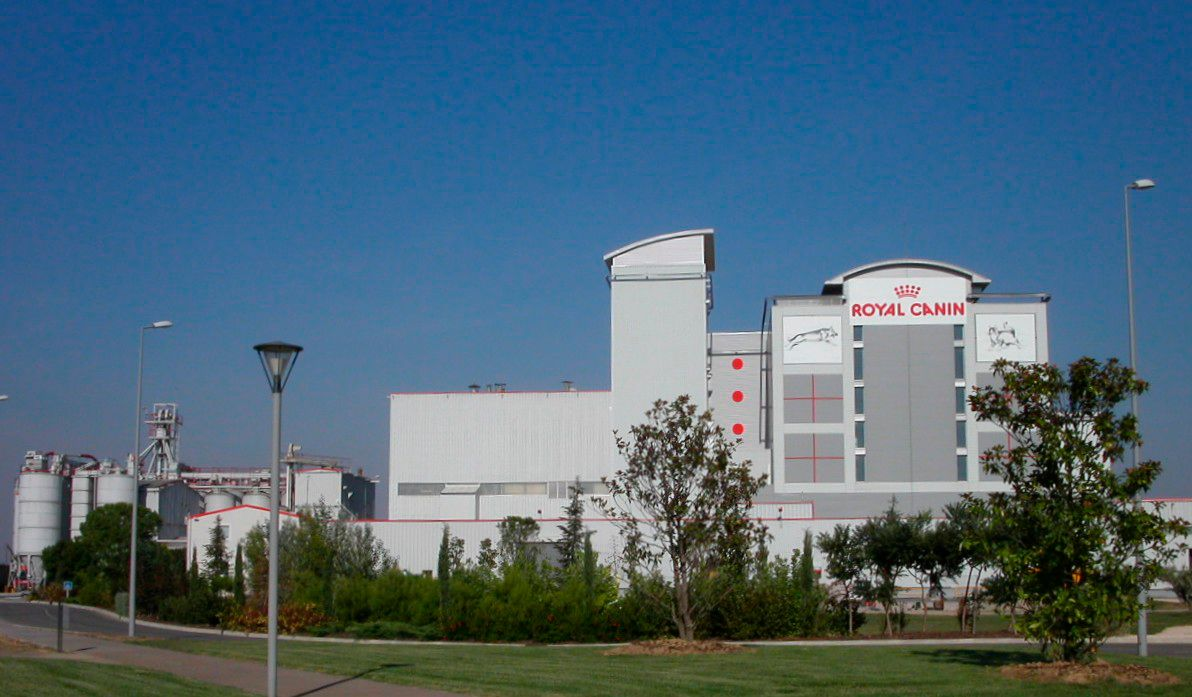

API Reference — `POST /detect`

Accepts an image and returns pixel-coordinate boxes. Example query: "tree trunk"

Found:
[970,569,983,635]
[921,583,928,632]
[846,588,854,636]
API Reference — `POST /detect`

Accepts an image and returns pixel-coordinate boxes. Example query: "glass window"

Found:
[856,454,866,481]
[854,421,865,448]
[956,421,967,448]
[955,386,966,414]
[854,387,864,415]
[853,325,863,342]
[953,324,964,341]
[957,455,968,480]
[853,348,864,380]
[954,346,964,380]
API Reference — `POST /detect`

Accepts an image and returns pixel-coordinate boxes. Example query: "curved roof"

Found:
[823,258,990,292]
[603,229,715,271]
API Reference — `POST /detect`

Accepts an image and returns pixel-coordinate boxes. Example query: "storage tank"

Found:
[242,491,270,508]
[204,491,238,511]
[96,473,137,508]
[69,475,94,538]
[15,471,65,557]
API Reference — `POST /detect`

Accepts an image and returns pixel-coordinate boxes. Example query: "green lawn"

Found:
[145,638,1192,697]
[0,657,252,697]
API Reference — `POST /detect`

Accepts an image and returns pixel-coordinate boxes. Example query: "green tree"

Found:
[476,538,498,574]
[858,502,929,636]
[204,516,230,581]
[557,479,586,568]
[818,524,866,635]
[966,357,1189,662]
[437,525,452,631]
[497,516,540,568]
[596,395,768,641]
[233,544,246,606]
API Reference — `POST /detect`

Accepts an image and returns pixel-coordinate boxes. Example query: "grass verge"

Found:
[0,657,252,696]
[144,638,1192,696]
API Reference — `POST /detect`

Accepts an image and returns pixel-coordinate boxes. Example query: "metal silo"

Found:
[204,491,238,511]
[242,491,270,508]
[15,470,66,586]
[69,474,95,538]
[96,472,137,508]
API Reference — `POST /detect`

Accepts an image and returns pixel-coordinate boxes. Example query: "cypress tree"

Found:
[557,479,585,568]
[233,544,246,606]
[437,525,451,633]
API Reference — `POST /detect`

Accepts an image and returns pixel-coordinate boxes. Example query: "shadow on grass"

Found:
[292,662,411,697]
[908,647,1039,668]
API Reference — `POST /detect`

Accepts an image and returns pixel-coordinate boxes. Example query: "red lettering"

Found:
[851,304,862,317]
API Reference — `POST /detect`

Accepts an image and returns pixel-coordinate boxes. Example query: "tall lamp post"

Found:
[129,320,172,638]
[1124,178,1155,657]
[253,342,302,697]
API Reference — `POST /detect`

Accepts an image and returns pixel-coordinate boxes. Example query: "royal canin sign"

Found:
[847,277,968,326]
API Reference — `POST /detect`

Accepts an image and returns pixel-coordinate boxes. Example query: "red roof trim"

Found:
[389,390,611,396]
[187,504,301,521]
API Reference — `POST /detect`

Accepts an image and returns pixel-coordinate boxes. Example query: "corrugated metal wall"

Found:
[389,391,613,514]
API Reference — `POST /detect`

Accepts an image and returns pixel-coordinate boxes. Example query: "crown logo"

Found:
[894,284,921,299]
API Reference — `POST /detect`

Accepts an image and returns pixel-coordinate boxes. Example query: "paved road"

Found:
[0,597,462,696]
[0,595,205,639]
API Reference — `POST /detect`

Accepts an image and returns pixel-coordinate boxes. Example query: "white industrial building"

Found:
[7,403,376,589]
[15,229,1190,586]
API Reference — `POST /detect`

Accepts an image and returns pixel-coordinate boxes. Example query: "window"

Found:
[956,421,967,448]
[856,454,866,481]
[854,387,864,415]
[955,386,966,414]
[853,325,863,342]
[398,483,445,495]
[854,421,865,448]
[854,348,864,380]
[953,324,964,341]
[954,346,964,380]
[957,455,968,480]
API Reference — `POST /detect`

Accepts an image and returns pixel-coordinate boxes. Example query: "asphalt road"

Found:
[0,596,207,639]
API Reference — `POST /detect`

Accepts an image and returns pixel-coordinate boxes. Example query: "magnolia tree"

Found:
[597,395,768,641]
[966,357,1188,662]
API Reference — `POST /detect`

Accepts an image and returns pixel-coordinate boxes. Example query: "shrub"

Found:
[823,597,866,636]
[347,620,439,641]
[368,570,438,626]
[218,602,329,634]
[280,602,330,634]
[608,573,674,641]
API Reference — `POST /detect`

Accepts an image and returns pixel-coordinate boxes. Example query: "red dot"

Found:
[732,423,745,435]
[732,390,744,403]
[732,358,744,370]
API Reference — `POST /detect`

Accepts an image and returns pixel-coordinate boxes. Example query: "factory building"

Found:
[20,229,1188,586]
[380,229,1064,573]
[7,403,376,589]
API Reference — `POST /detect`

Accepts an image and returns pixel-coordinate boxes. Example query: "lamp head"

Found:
[0,395,8,402]
[148,320,173,329]
[254,342,303,394]
[1130,179,1156,190]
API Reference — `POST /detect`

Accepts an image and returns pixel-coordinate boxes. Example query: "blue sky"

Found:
[2,1,1189,548]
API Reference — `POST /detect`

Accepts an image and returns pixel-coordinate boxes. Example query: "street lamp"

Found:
[1124,178,1154,657]
[129,320,172,638]
[253,341,302,697]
